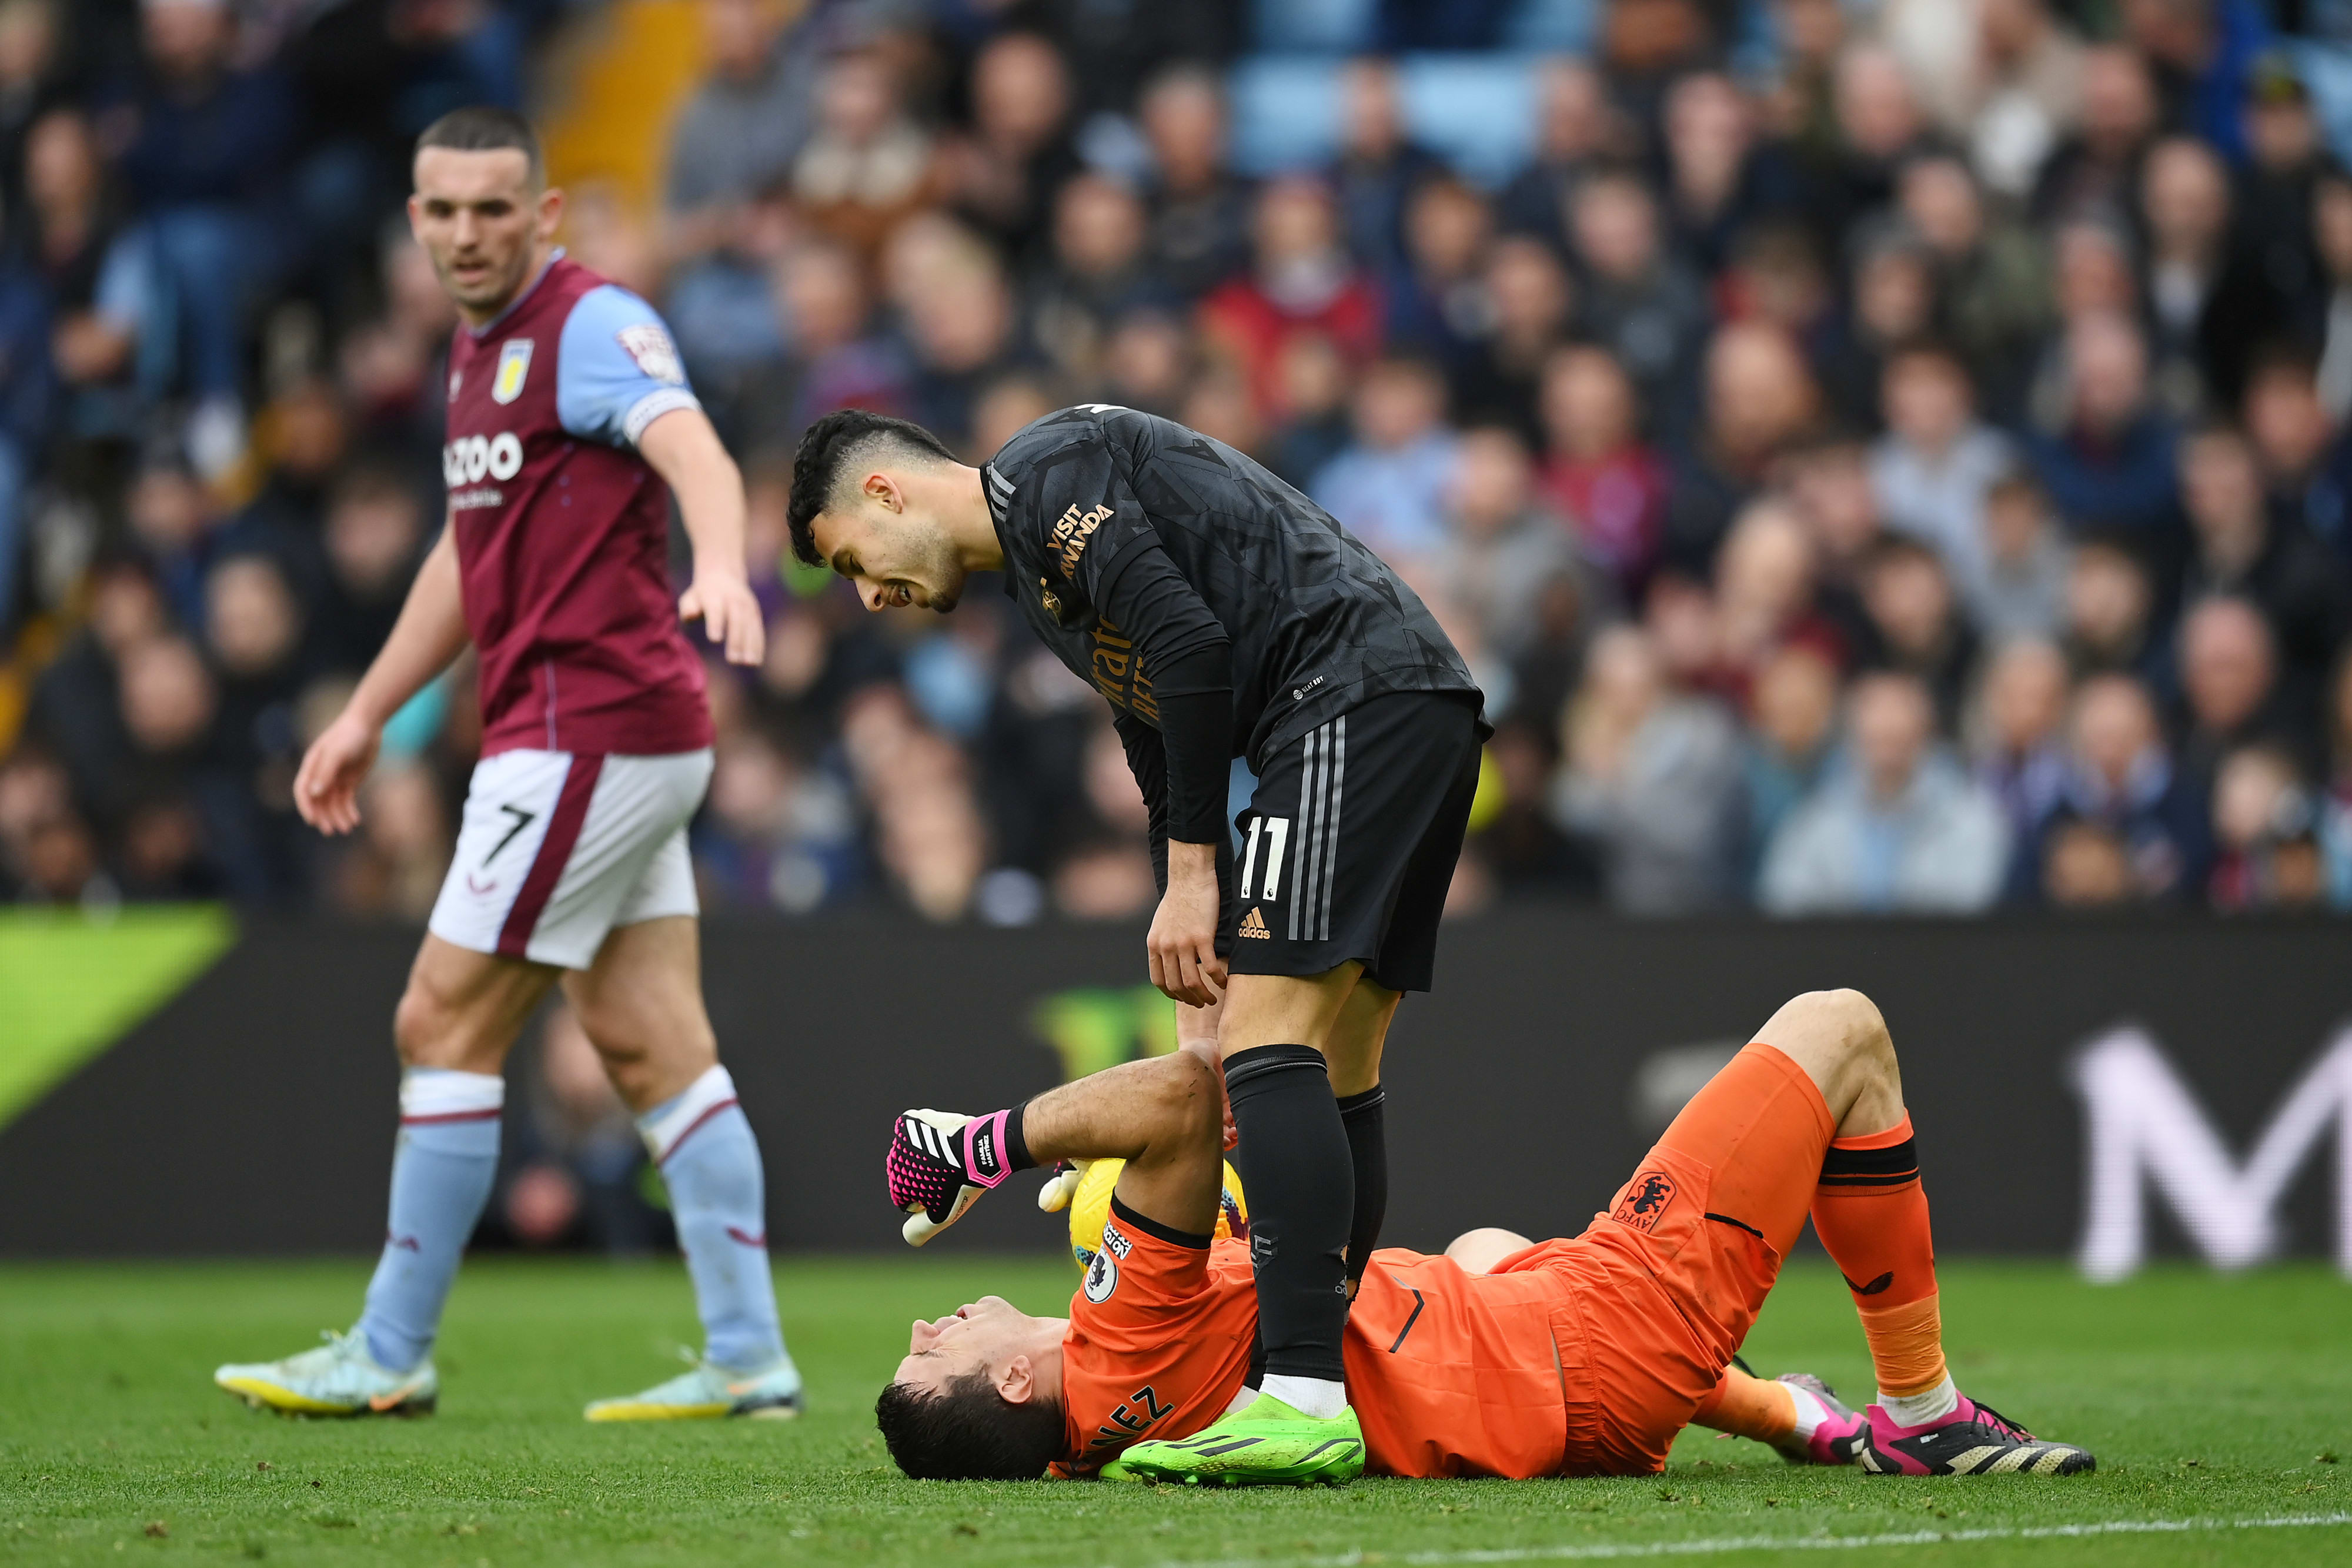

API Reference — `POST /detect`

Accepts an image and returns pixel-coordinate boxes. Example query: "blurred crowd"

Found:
[11,0,2352,924]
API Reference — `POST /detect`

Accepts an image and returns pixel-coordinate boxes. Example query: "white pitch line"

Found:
[1142,1511,2352,1568]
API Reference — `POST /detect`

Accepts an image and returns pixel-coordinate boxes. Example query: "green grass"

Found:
[1,1258,2345,1567]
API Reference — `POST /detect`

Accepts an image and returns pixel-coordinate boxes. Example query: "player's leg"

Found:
[1763,999,2094,1475]
[567,912,798,1419]
[1325,976,1399,1294]
[1128,696,1479,1484]
[214,935,557,1415]
[1645,991,2092,1475]
[536,757,801,1419]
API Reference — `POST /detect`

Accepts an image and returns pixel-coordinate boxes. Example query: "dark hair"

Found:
[786,410,958,567]
[875,1372,1065,1480]
[416,106,543,186]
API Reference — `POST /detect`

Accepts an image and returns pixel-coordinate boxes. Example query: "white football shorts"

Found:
[427,747,713,970]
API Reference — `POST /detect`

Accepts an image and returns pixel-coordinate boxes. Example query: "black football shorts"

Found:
[1221,691,1484,994]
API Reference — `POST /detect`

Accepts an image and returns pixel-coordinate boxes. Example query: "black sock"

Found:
[1224,1044,1351,1383]
[1335,1085,1387,1289]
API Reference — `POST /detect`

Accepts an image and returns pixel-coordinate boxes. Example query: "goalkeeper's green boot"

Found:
[1109,1393,1365,1487]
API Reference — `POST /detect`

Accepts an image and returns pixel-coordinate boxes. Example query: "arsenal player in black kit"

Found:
[790,404,1486,1485]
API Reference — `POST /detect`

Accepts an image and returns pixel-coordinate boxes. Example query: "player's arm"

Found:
[1096,547,1234,1009]
[293,520,468,835]
[639,406,764,667]
[1026,1054,1227,1239]
[554,283,761,667]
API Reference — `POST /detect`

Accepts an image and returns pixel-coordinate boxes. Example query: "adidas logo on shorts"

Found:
[1239,908,1270,939]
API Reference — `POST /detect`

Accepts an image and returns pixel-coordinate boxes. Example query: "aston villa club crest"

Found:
[492,339,534,404]
[1610,1169,1678,1235]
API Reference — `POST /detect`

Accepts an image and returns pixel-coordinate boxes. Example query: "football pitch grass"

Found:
[2,1258,2346,1567]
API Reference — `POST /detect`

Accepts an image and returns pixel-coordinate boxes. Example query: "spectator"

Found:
[1660,71,1800,277]
[2177,594,2297,781]
[313,466,425,678]
[1498,57,1612,239]
[1859,536,1980,730]
[791,48,936,260]
[1962,471,2071,641]
[1201,176,1382,422]
[1742,642,1842,872]
[2176,423,2350,713]
[2063,535,2164,683]
[1760,670,2010,914]
[2033,42,2160,223]
[1959,0,2086,201]
[110,0,299,473]
[1869,340,2014,589]
[26,107,154,444]
[2026,310,2182,543]
[1384,174,1491,367]
[1550,625,1746,914]
[943,32,1080,265]
[2051,670,2210,901]
[743,238,908,442]
[2135,135,2265,413]
[1666,320,1820,569]
[1431,425,1587,711]
[1451,236,1569,447]
[1311,357,1457,567]
[1713,497,1845,701]
[1895,152,2051,405]
[1137,65,1251,301]
[1329,56,1444,274]
[663,0,810,249]
[1024,173,1170,393]
[1972,636,2073,900]
[1535,343,1668,593]
[900,242,1025,450]
[2206,743,2322,910]
[2310,168,2352,422]
[1568,168,1708,430]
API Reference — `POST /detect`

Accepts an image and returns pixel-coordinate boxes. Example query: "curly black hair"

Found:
[786,410,959,569]
[874,1370,1065,1481]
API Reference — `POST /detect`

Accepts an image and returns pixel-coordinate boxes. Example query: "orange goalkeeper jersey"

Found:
[1055,1196,1583,1479]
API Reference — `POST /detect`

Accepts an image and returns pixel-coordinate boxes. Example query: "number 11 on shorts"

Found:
[1239,815,1290,903]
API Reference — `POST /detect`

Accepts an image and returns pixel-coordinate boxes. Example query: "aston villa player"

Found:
[213,109,799,1422]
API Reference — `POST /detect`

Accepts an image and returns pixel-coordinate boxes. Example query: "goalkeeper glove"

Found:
[1036,1159,1091,1213]
[886,1107,1027,1246]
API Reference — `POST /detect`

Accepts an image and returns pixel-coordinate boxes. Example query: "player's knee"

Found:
[1153,1051,1224,1144]
[391,982,456,1068]
[1804,988,1894,1079]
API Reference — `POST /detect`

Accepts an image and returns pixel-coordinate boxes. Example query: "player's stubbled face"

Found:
[894,1296,1037,1391]
[819,505,968,614]
[410,147,548,317]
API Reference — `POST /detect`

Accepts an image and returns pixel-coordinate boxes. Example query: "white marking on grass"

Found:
[1144,1512,2352,1567]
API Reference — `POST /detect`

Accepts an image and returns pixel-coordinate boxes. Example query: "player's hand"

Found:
[1148,849,1227,1008]
[293,711,382,835]
[680,570,765,667]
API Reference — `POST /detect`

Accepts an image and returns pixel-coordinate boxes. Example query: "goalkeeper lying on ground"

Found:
[877,989,2095,1485]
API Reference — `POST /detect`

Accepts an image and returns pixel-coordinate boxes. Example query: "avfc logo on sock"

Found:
[1611,1170,1678,1234]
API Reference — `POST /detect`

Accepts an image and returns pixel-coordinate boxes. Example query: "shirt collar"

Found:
[467,248,565,340]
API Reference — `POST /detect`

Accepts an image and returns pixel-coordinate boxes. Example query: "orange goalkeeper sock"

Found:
[1810,1114,1950,1406]
[1691,1365,1796,1443]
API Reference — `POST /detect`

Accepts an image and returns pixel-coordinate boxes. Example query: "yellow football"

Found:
[1068,1157,1247,1269]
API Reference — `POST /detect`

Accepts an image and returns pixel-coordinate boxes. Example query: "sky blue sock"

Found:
[356,1069,503,1373]
[642,1068,789,1375]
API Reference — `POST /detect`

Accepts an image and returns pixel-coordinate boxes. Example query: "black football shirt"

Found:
[982,404,1482,770]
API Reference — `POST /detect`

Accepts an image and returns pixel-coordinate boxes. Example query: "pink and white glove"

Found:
[886,1108,1020,1246]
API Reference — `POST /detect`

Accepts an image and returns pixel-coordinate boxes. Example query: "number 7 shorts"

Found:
[1225,692,1484,994]
[426,748,714,971]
